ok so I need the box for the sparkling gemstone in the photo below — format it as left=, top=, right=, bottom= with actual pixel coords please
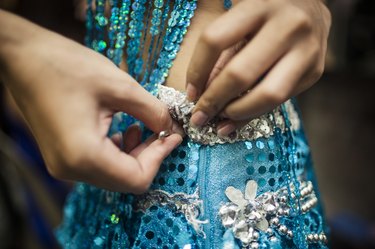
left=259, top=193, right=279, bottom=213
left=219, top=205, right=238, bottom=227
left=245, top=209, right=262, bottom=223
left=233, top=220, right=250, bottom=241
left=256, top=218, right=269, bottom=231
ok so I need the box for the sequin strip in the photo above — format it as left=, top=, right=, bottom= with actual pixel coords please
left=157, top=85, right=300, bottom=145
left=218, top=180, right=327, bottom=248
left=134, top=189, right=208, bottom=236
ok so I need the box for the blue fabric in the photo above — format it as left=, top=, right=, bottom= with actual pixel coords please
left=57, top=107, right=329, bottom=248
left=57, top=0, right=329, bottom=248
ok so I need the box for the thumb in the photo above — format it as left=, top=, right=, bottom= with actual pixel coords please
left=108, top=78, right=182, bottom=134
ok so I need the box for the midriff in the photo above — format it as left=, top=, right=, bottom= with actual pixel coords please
left=163, top=0, right=231, bottom=91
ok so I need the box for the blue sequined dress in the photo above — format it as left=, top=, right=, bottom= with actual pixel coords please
left=56, top=1, right=329, bottom=248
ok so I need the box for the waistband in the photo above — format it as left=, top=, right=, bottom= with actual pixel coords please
left=157, top=85, right=300, bottom=146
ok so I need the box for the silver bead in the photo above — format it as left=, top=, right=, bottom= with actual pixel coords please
left=287, top=230, right=293, bottom=238
left=266, top=228, right=274, bottom=235
left=313, top=234, right=319, bottom=241
left=319, top=234, right=325, bottom=241
left=250, top=242, right=259, bottom=249
left=279, top=196, right=287, bottom=203
left=158, top=130, right=170, bottom=139
left=307, top=234, right=314, bottom=241
left=279, top=225, right=287, bottom=234
left=252, top=231, right=259, bottom=240
left=277, top=208, right=284, bottom=216
left=283, top=208, right=290, bottom=216
left=322, top=235, right=328, bottom=243
left=270, top=217, right=280, bottom=226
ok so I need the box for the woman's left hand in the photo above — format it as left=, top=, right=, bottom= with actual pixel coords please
left=186, top=0, right=331, bottom=136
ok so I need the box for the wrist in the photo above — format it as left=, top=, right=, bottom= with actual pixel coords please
left=0, top=10, right=43, bottom=77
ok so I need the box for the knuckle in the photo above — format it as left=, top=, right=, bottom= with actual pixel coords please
left=289, top=8, right=313, bottom=32
left=187, top=68, right=200, bottom=85
left=156, top=104, right=172, bottom=132
left=306, top=40, right=324, bottom=82
left=226, top=67, right=249, bottom=89
left=199, top=95, right=221, bottom=114
left=261, top=87, right=287, bottom=104
left=310, top=63, right=325, bottom=83
left=200, top=29, right=222, bottom=50
left=224, top=109, right=244, bottom=121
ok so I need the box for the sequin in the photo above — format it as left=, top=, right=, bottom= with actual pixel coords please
left=219, top=179, right=324, bottom=247
left=57, top=1, right=328, bottom=248
left=134, top=189, right=208, bottom=236
left=245, top=141, right=253, bottom=150
left=110, top=214, right=120, bottom=224
left=157, top=85, right=300, bottom=145
left=178, top=164, right=185, bottom=172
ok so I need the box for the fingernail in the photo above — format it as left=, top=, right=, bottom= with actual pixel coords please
left=172, top=122, right=185, bottom=137
left=190, top=111, right=209, bottom=128
left=217, top=123, right=236, bottom=137
left=186, top=83, right=197, bottom=101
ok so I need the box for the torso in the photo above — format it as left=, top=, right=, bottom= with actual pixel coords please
left=164, top=0, right=228, bottom=91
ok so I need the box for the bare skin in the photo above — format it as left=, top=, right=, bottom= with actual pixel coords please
left=0, top=10, right=183, bottom=194
left=0, top=0, right=331, bottom=193
left=194, top=0, right=330, bottom=136
left=166, top=0, right=331, bottom=136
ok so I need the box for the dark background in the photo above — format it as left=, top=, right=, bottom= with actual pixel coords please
left=0, top=0, right=374, bottom=248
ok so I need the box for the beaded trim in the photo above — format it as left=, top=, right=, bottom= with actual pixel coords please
left=218, top=180, right=327, bottom=248
left=157, top=85, right=301, bottom=145
left=134, top=189, right=208, bottom=236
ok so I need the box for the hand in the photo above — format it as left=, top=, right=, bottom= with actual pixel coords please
left=186, top=0, right=331, bottom=136
left=0, top=10, right=183, bottom=194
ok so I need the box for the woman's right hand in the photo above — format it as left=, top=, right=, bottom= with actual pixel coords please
left=0, top=10, right=183, bottom=194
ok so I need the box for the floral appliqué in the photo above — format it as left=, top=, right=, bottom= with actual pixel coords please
left=219, top=180, right=327, bottom=248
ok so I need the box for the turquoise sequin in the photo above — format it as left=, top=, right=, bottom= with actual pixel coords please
left=56, top=1, right=329, bottom=248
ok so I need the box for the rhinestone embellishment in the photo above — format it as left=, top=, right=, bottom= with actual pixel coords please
left=134, top=189, right=207, bottom=236
left=219, top=180, right=326, bottom=248
left=157, top=85, right=300, bottom=145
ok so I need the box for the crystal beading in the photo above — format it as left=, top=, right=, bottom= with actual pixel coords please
left=218, top=179, right=326, bottom=248
left=134, top=189, right=208, bottom=236
left=157, top=85, right=300, bottom=145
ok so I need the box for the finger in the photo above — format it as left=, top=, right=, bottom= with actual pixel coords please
left=129, top=133, right=158, bottom=157
left=110, top=132, right=123, bottom=148
left=223, top=46, right=315, bottom=120
left=206, top=40, right=247, bottom=86
left=186, top=0, right=267, bottom=101
left=102, top=72, right=175, bottom=134
left=135, top=133, right=182, bottom=184
left=82, top=134, right=182, bottom=193
left=217, top=119, right=248, bottom=137
left=123, top=124, right=141, bottom=153
left=191, top=17, right=295, bottom=127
